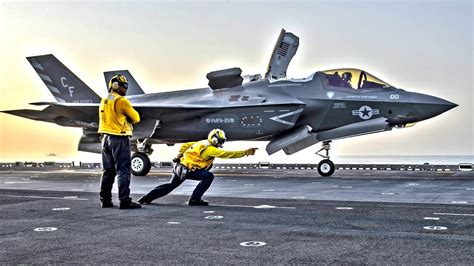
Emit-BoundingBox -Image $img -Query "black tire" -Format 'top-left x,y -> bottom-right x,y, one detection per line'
317,159 -> 335,177
131,153 -> 151,176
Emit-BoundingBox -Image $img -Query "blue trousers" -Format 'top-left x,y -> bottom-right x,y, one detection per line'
142,169 -> 215,202
99,135 -> 132,203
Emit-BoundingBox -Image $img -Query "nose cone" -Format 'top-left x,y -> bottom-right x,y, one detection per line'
411,92 -> 458,121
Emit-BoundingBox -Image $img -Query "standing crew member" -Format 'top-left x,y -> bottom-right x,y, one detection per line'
138,129 -> 257,206
98,74 -> 141,209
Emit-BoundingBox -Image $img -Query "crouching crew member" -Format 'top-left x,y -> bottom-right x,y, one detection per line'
98,74 -> 142,209
138,129 -> 257,206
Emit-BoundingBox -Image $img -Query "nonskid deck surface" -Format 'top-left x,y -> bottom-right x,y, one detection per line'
0,168 -> 473,264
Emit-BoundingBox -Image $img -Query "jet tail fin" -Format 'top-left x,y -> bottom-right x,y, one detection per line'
26,54 -> 101,103
104,70 -> 145,96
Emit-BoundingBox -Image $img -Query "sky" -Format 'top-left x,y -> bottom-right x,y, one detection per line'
0,0 -> 472,163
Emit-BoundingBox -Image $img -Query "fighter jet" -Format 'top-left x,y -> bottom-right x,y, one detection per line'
2,29 -> 457,177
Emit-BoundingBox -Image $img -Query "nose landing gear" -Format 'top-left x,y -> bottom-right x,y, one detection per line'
316,141 -> 335,177
131,139 -> 153,176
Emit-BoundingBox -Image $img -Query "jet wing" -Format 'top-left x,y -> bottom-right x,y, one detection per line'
266,117 -> 392,155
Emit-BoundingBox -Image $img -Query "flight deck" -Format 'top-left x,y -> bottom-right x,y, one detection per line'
0,164 -> 473,264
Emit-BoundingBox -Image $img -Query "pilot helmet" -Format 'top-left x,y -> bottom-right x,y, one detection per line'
342,72 -> 352,82
108,74 -> 129,92
208,129 -> 227,147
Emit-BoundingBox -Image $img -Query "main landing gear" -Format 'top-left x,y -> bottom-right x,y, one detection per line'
131,139 -> 153,176
316,141 -> 335,177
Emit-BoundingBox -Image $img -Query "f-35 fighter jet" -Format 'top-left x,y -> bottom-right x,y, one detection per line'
2,29 -> 457,176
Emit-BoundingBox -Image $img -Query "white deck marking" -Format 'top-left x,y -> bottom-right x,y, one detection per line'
205,216 -> 223,220
423,226 -> 447,231
433,213 -> 474,217
240,241 -> 266,247
167,222 -> 181,225
4,195 -> 88,201
451,201 -> 468,204
336,207 -> 354,210
424,217 -> 439,220
203,211 -> 215,214
213,203 -> 295,209
34,227 -> 57,232
254,205 -> 276,209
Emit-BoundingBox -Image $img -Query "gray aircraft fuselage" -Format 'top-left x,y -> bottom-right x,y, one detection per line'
135,71 -> 455,145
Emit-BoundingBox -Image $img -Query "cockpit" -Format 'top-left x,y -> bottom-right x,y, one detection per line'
321,69 -> 392,90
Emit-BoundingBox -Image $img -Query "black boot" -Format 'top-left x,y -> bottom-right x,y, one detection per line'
119,201 -> 142,209
137,196 -> 151,205
101,201 -> 114,208
188,199 -> 209,206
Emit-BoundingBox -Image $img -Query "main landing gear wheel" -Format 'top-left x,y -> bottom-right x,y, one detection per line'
131,152 -> 151,176
316,140 -> 336,177
317,159 -> 335,177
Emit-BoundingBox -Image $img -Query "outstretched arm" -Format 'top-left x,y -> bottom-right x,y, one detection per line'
203,146 -> 257,159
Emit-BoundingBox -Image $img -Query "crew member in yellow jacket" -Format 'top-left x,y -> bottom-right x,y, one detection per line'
98,74 -> 141,209
138,129 -> 257,206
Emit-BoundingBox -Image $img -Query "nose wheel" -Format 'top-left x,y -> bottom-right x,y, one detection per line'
131,152 -> 151,176
316,141 -> 335,177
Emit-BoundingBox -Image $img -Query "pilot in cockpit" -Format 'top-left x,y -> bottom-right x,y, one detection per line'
341,72 -> 353,88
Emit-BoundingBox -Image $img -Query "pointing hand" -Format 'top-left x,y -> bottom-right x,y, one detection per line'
245,148 -> 258,156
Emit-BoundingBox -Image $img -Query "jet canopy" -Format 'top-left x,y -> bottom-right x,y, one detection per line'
321,68 -> 392,90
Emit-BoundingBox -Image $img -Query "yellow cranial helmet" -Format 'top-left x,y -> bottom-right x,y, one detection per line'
108,74 -> 129,91
208,128 -> 227,147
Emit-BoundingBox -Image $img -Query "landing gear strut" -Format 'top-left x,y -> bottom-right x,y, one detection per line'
131,138 -> 153,176
316,141 -> 335,177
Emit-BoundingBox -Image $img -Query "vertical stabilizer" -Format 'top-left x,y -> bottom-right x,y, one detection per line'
26,55 -> 101,103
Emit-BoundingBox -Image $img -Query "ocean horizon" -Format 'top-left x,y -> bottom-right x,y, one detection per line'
333,155 -> 473,164
0,155 -> 472,165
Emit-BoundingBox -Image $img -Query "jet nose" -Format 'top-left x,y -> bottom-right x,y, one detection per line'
411,92 -> 458,121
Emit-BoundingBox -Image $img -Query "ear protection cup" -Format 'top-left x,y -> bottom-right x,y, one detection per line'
211,136 -> 218,145
112,81 -> 119,90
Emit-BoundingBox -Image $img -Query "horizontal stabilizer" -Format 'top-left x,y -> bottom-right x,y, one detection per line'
104,70 -> 145,96
1,109 -> 57,123
26,54 -> 101,103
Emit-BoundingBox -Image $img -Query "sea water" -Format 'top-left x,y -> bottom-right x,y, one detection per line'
333,155 -> 474,164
